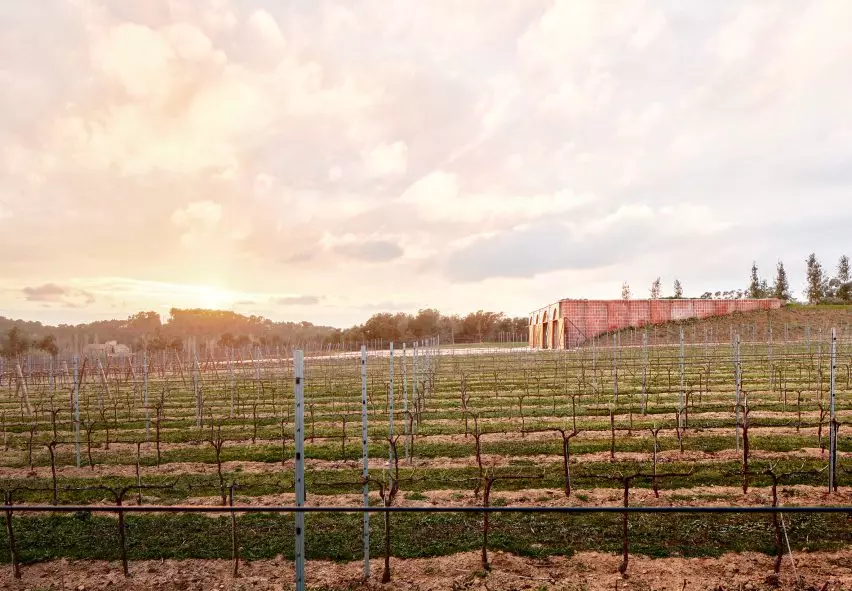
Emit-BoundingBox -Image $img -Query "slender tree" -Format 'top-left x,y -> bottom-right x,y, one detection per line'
748,262 -> 763,298
836,255 -> 850,301
773,261 -> 791,300
650,278 -> 661,299
621,282 -> 631,300
673,279 -> 683,298
805,253 -> 825,303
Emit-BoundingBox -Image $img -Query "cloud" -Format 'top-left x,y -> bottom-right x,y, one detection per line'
22,283 -> 96,307
399,171 -> 596,223
247,9 -> 285,48
171,200 -> 223,228
271,295 -> 322,306
334,240 -> 404,263
362,141 -> 408,177
443,203 -> 732,282
1,2 -> 852,324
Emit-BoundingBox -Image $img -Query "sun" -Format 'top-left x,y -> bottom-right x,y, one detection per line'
197,285 -> 234,310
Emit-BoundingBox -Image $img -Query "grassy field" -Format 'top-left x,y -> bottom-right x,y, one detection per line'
1,306 -> 851,587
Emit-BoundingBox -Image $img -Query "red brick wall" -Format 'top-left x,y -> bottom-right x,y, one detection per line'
530,299 -> 782,348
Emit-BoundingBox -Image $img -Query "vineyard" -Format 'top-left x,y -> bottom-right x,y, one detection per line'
1,308 -> 852,590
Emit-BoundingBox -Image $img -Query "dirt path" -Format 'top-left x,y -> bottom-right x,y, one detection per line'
3,446 -> 847,480
1,423 -> 835,471
172,483 -> 852,509
2,549 -> 850,590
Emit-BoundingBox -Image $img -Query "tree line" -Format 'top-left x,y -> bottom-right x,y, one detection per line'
322,309 -> 529,345
621,253 -> 850,304
0,307 -> 530,359
0,308 -> 336,358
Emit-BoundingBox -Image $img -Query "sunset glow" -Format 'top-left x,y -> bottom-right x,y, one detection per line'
1,1 -> 850,327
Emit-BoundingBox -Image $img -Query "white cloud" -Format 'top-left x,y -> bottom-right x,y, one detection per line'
247,9 -> 285,48
1,1 -> 851,324
362,141 -> 408,177
167,23 -> 215,62
399,171 -> 595,223
171,200 -> 224,246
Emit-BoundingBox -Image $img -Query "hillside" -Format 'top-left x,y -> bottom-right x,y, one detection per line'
588,304 -> 852,346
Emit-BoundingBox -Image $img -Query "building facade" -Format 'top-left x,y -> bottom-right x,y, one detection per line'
529,298 -> 782,349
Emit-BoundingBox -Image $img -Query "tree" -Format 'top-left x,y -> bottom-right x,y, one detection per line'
621,282 -> 631,300
36,334 -> 59,357
805,253 -> 825,304
673,279 -> 683,298
409,309 -> 440,338
772,261 -> 791,301
836,255 -> 851,302
650,278 -> 661,299
748,262 -> 763,298
460,311 -> 502,343
0,327 -> 30,360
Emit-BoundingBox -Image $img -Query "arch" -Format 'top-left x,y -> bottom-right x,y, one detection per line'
552,319 -> 559,349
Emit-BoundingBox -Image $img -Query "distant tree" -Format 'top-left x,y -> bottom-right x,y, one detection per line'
650,278 -> 661,299
410,309 -> 441,338
460,311 -> 503,343
772,261 -> 791,301
0,327 -> 30,360
36,334 -> 59,357
218,332 -> 236,349
621,282 -> 631,300
805,253 -> 826,304
748,262 -> 763,298
126,311 -> 162,334
837,255 -> 851,302
673,279 -> 683,299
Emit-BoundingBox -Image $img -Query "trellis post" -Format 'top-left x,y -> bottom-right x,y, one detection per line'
361,345 -> 370,579
294,350 -> 305,591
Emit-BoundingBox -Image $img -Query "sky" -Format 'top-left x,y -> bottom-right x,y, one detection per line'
1,1 -> 850,328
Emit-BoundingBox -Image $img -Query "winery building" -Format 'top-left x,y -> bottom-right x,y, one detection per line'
529,299 -> 782,349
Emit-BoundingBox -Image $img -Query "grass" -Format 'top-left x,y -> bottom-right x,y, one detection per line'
3,510 -> 850,564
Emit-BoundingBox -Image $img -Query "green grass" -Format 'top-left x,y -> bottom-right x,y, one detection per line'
3,510 -> 849,565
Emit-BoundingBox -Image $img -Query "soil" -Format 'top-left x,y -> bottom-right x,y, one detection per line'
2,549 -> 850,590
150,483 -> 852,510
3,445 -> 848,481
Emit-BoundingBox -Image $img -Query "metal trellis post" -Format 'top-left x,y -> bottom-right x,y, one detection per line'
194,349 -> 201,429
294,350 -> 305,591
143,350 -> 149,443
679,327 -> 685,429
403,343 -> 409,461
829,328 -> 837,492
735,334 -> 742,452
389,342 -> 394,475
360,345 -> 370,579
74,356 -> 80,468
